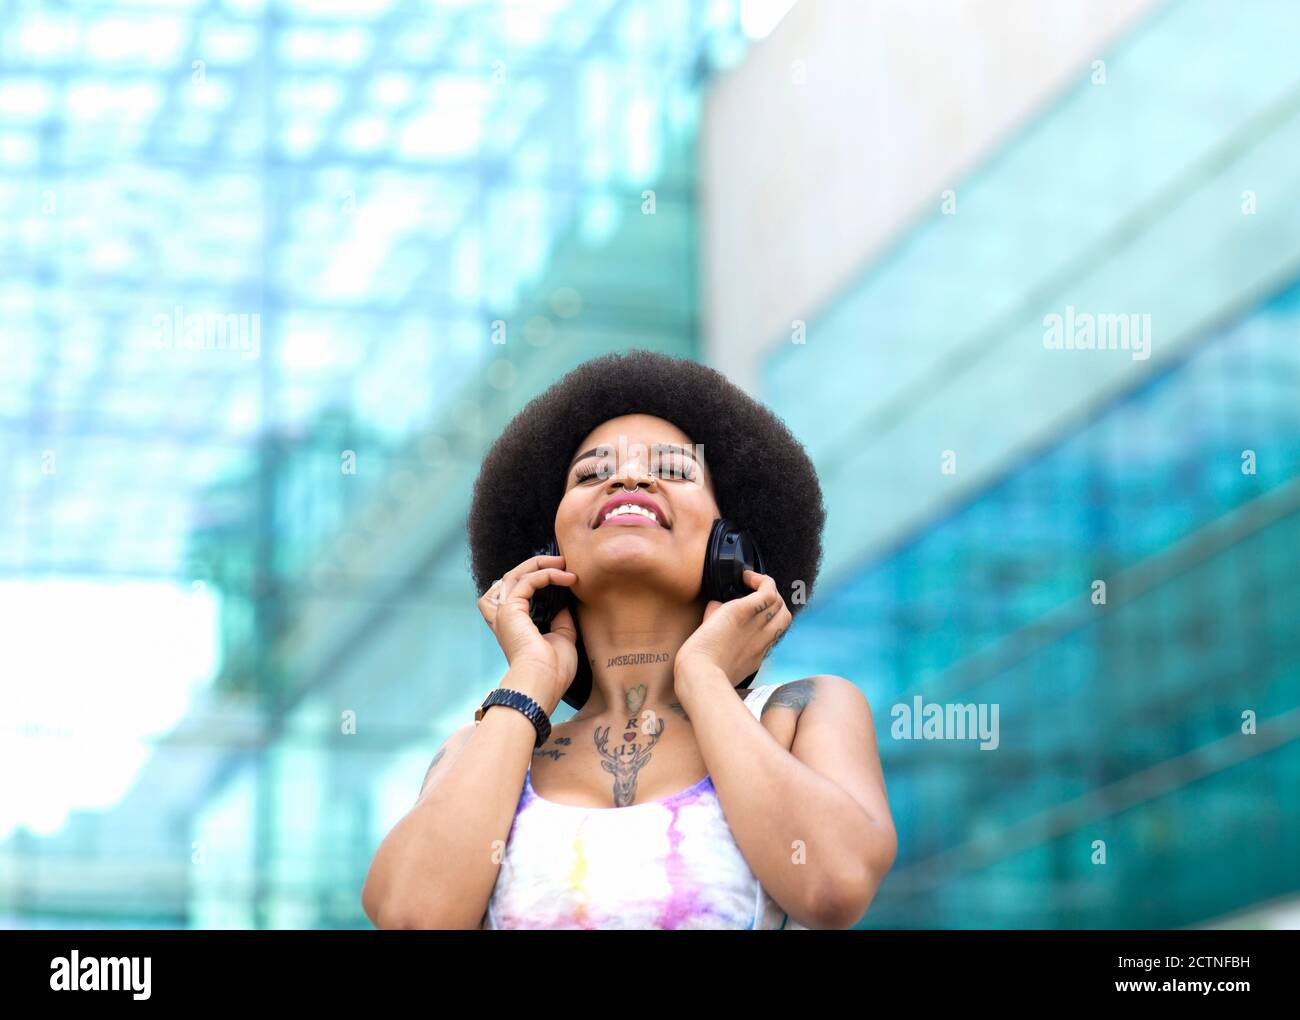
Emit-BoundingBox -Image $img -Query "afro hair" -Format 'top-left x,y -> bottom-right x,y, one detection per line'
467,350 -> 826,624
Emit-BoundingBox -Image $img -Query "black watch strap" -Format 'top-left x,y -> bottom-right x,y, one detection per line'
475,688 -> 551,748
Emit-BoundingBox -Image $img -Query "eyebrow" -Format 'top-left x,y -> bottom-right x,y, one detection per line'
568,443 -> 701,471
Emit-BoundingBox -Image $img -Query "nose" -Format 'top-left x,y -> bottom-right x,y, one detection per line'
607,458 -> 656,492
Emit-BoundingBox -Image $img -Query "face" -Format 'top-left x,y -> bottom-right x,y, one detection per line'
555,414 -> 721,606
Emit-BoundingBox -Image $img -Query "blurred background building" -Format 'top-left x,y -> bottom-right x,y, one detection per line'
1,0 -> 1296,929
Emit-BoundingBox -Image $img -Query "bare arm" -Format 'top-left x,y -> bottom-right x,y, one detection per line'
675,670 -> 897,929
361,663 -> 556,929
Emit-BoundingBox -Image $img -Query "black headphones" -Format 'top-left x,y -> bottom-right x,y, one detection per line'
527,518 -> 767,710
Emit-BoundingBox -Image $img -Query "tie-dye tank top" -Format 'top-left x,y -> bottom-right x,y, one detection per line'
482,682 -> 808,929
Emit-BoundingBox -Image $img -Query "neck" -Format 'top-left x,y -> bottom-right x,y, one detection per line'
571,592 -> 725,722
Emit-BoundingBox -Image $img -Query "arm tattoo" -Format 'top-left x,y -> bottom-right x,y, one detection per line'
760,678 -> 817,718
418,747 -> 446,795
594,716 -> 666,807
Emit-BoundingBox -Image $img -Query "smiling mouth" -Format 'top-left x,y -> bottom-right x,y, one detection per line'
598,503 -> 665,528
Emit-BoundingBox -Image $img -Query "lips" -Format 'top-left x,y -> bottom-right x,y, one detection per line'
596,492 -> 668,529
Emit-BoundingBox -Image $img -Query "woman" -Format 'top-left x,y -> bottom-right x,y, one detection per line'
362,350 -> 896,929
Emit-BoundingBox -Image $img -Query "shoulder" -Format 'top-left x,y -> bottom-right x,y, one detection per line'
760,674 -> 858,714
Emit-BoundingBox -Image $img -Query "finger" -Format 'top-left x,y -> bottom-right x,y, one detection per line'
500,554 -> 565,592
762,587 -> 790,628
762,602 -> 789,629
745,569 -> 779,599
759,610 -> 787,652
501,567 -> 577,606
547,604 -> 577,644
741,570 -> 778,603
478,580 -> 504,622
764,597 -> 785,652
762,600 -> 792,654
738,574 -> 782,622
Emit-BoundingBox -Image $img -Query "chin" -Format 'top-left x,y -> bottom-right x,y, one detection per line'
577,539 -> 664,576
588,535 -> 662,571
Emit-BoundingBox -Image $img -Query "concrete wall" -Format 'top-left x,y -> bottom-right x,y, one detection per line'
701,0 -> 1164,393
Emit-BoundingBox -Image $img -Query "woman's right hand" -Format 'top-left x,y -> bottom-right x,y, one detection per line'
477,554 -> 579,706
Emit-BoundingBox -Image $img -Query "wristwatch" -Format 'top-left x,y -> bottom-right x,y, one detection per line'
475,688 -> 551,748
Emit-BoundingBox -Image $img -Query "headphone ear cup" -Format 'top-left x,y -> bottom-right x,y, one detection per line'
527,537 -> 568,632
527,536 -> 589,710
701,519 -> 726,602
702,518 -> 766,602
702,519 -> 767,692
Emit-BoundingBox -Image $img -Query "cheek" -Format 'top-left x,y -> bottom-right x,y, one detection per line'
554,493 -> 586,538
675,494 -> 720,535
669,506 -> 719,574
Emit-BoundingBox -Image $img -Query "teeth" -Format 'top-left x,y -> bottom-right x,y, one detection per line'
604,503 -> 659,524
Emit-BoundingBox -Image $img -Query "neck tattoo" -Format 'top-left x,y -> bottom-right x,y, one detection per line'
607,652 -> 671,667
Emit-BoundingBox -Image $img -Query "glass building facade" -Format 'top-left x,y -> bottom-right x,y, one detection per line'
0,0 -> 773,928
751,0 -> 1300,927
764,276 -> 1300,927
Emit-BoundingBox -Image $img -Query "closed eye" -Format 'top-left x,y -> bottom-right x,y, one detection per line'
573,457 -> 696,483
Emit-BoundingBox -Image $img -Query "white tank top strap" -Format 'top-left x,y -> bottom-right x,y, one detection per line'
741,682 -> 780,718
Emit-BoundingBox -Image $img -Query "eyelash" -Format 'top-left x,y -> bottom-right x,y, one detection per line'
573,458 -> 697,482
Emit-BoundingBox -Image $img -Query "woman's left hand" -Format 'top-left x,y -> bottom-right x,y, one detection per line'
674,570 -> 792,688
